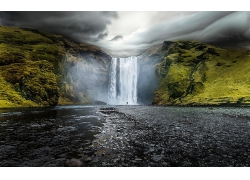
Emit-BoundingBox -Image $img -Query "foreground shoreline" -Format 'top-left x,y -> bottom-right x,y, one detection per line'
1,102 -> 250,110
75,105 -> 250,167
1,105 -> 250,167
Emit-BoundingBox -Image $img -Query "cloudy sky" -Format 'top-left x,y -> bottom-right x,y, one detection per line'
0,11 -> 250,57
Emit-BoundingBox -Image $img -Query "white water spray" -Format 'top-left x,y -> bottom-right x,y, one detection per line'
108,57 -> 138,105
108,58 -> 117,103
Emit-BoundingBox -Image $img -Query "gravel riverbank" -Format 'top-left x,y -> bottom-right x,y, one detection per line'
83,105 -> 250,167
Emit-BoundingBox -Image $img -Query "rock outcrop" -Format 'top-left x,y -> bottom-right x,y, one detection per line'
0,26 -> 111,108
150,41 -> 250,106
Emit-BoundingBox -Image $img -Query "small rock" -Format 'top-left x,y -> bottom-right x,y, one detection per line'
91,157 -> 99,163
152,155 -> 162,162
77,154 -> 85,158
95,149 -> 105,156
135,158 -> 142,161
65,158 -> 83,167
84,157 -> 92,162
162,162 -> 168,166
58,154 -> 66,158
149,147 -> 155,152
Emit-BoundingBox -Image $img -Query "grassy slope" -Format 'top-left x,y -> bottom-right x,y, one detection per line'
0,26 -> 61,108
0,26 -> 110,108
153,41 -> 250,106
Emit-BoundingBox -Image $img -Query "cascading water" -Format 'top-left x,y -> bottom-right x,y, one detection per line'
108,58 -> 117,103
108,57 -> 138,105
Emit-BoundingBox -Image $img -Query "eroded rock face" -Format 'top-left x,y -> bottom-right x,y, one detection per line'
0,26 -> 111,108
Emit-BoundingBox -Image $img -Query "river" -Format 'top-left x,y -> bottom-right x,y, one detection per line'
1,105 -> 250,167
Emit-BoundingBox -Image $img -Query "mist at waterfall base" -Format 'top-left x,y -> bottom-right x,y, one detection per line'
69,55 -> 158,105
69,60 -> 109,103
108,57 -> 138,105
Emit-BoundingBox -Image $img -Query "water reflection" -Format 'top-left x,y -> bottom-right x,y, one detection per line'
0,106 -> 105,167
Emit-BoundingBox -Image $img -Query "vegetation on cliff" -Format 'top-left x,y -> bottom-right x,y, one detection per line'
2,26 -> 250,108
152,41 -> 250,106
0,26 -> 111,108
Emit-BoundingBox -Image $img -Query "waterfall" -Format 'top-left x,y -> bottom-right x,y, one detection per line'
108,58 -> 117,104
108,57 -> 138,105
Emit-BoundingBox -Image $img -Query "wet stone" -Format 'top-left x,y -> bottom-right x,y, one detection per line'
84,157 -> 92,162
135,158 -> 142,161
77,154 -> 85,158
152,155 -> 162,162
91,157 -> 99,163
113,158 -> 119,163
65,158 -> 83,167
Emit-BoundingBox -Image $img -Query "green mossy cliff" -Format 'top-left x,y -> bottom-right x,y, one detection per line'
2,26 -> 250,108
149,41 -> 250,106
0,26 -> 111,108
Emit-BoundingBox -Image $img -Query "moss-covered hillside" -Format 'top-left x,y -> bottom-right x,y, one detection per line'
151,41 -> 250,106
0,26 -> 111,108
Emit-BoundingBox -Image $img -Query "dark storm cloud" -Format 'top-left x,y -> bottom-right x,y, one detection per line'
126,11 -> 250,49
0,11 -> 118,43
1,11 -> 250,57
110,35 -> 123,41
101,11 -> 250,57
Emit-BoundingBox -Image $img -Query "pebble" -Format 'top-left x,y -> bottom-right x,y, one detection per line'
152,155 -> 162,162
65,158 -> 83,167
84,157 -> 92,162
91,159 -> 98,164
162,162 -> 168,166
135,158 -> 142,161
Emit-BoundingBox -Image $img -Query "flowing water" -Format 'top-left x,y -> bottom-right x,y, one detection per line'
108,57 -> 138,105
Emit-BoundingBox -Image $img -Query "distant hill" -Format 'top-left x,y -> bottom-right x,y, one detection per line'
138,40 -> 250,106
0,26 -> 111,108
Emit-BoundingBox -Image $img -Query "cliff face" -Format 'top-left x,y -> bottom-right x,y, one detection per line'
2,26 -> 250,108
151,41 -> 250,106
0,26 -> 111,108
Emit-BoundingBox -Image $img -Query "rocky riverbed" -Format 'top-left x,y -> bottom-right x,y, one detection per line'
79,106 -> 250,167
1,105 -> 250,167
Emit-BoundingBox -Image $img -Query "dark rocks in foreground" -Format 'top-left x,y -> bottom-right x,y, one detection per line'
82,106 -> 250,167
1,105 -> 250,167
